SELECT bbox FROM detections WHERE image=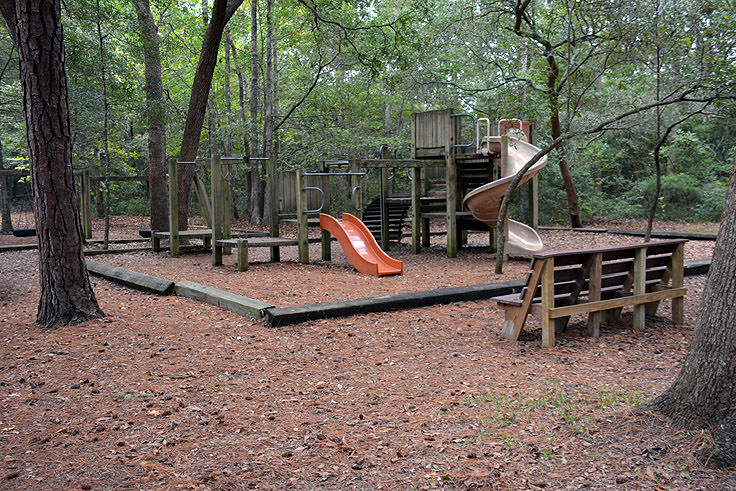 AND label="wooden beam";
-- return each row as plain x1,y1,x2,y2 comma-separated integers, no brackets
547,288,687,319
175,280,273,319
86,259,175,295
266,280,523,327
